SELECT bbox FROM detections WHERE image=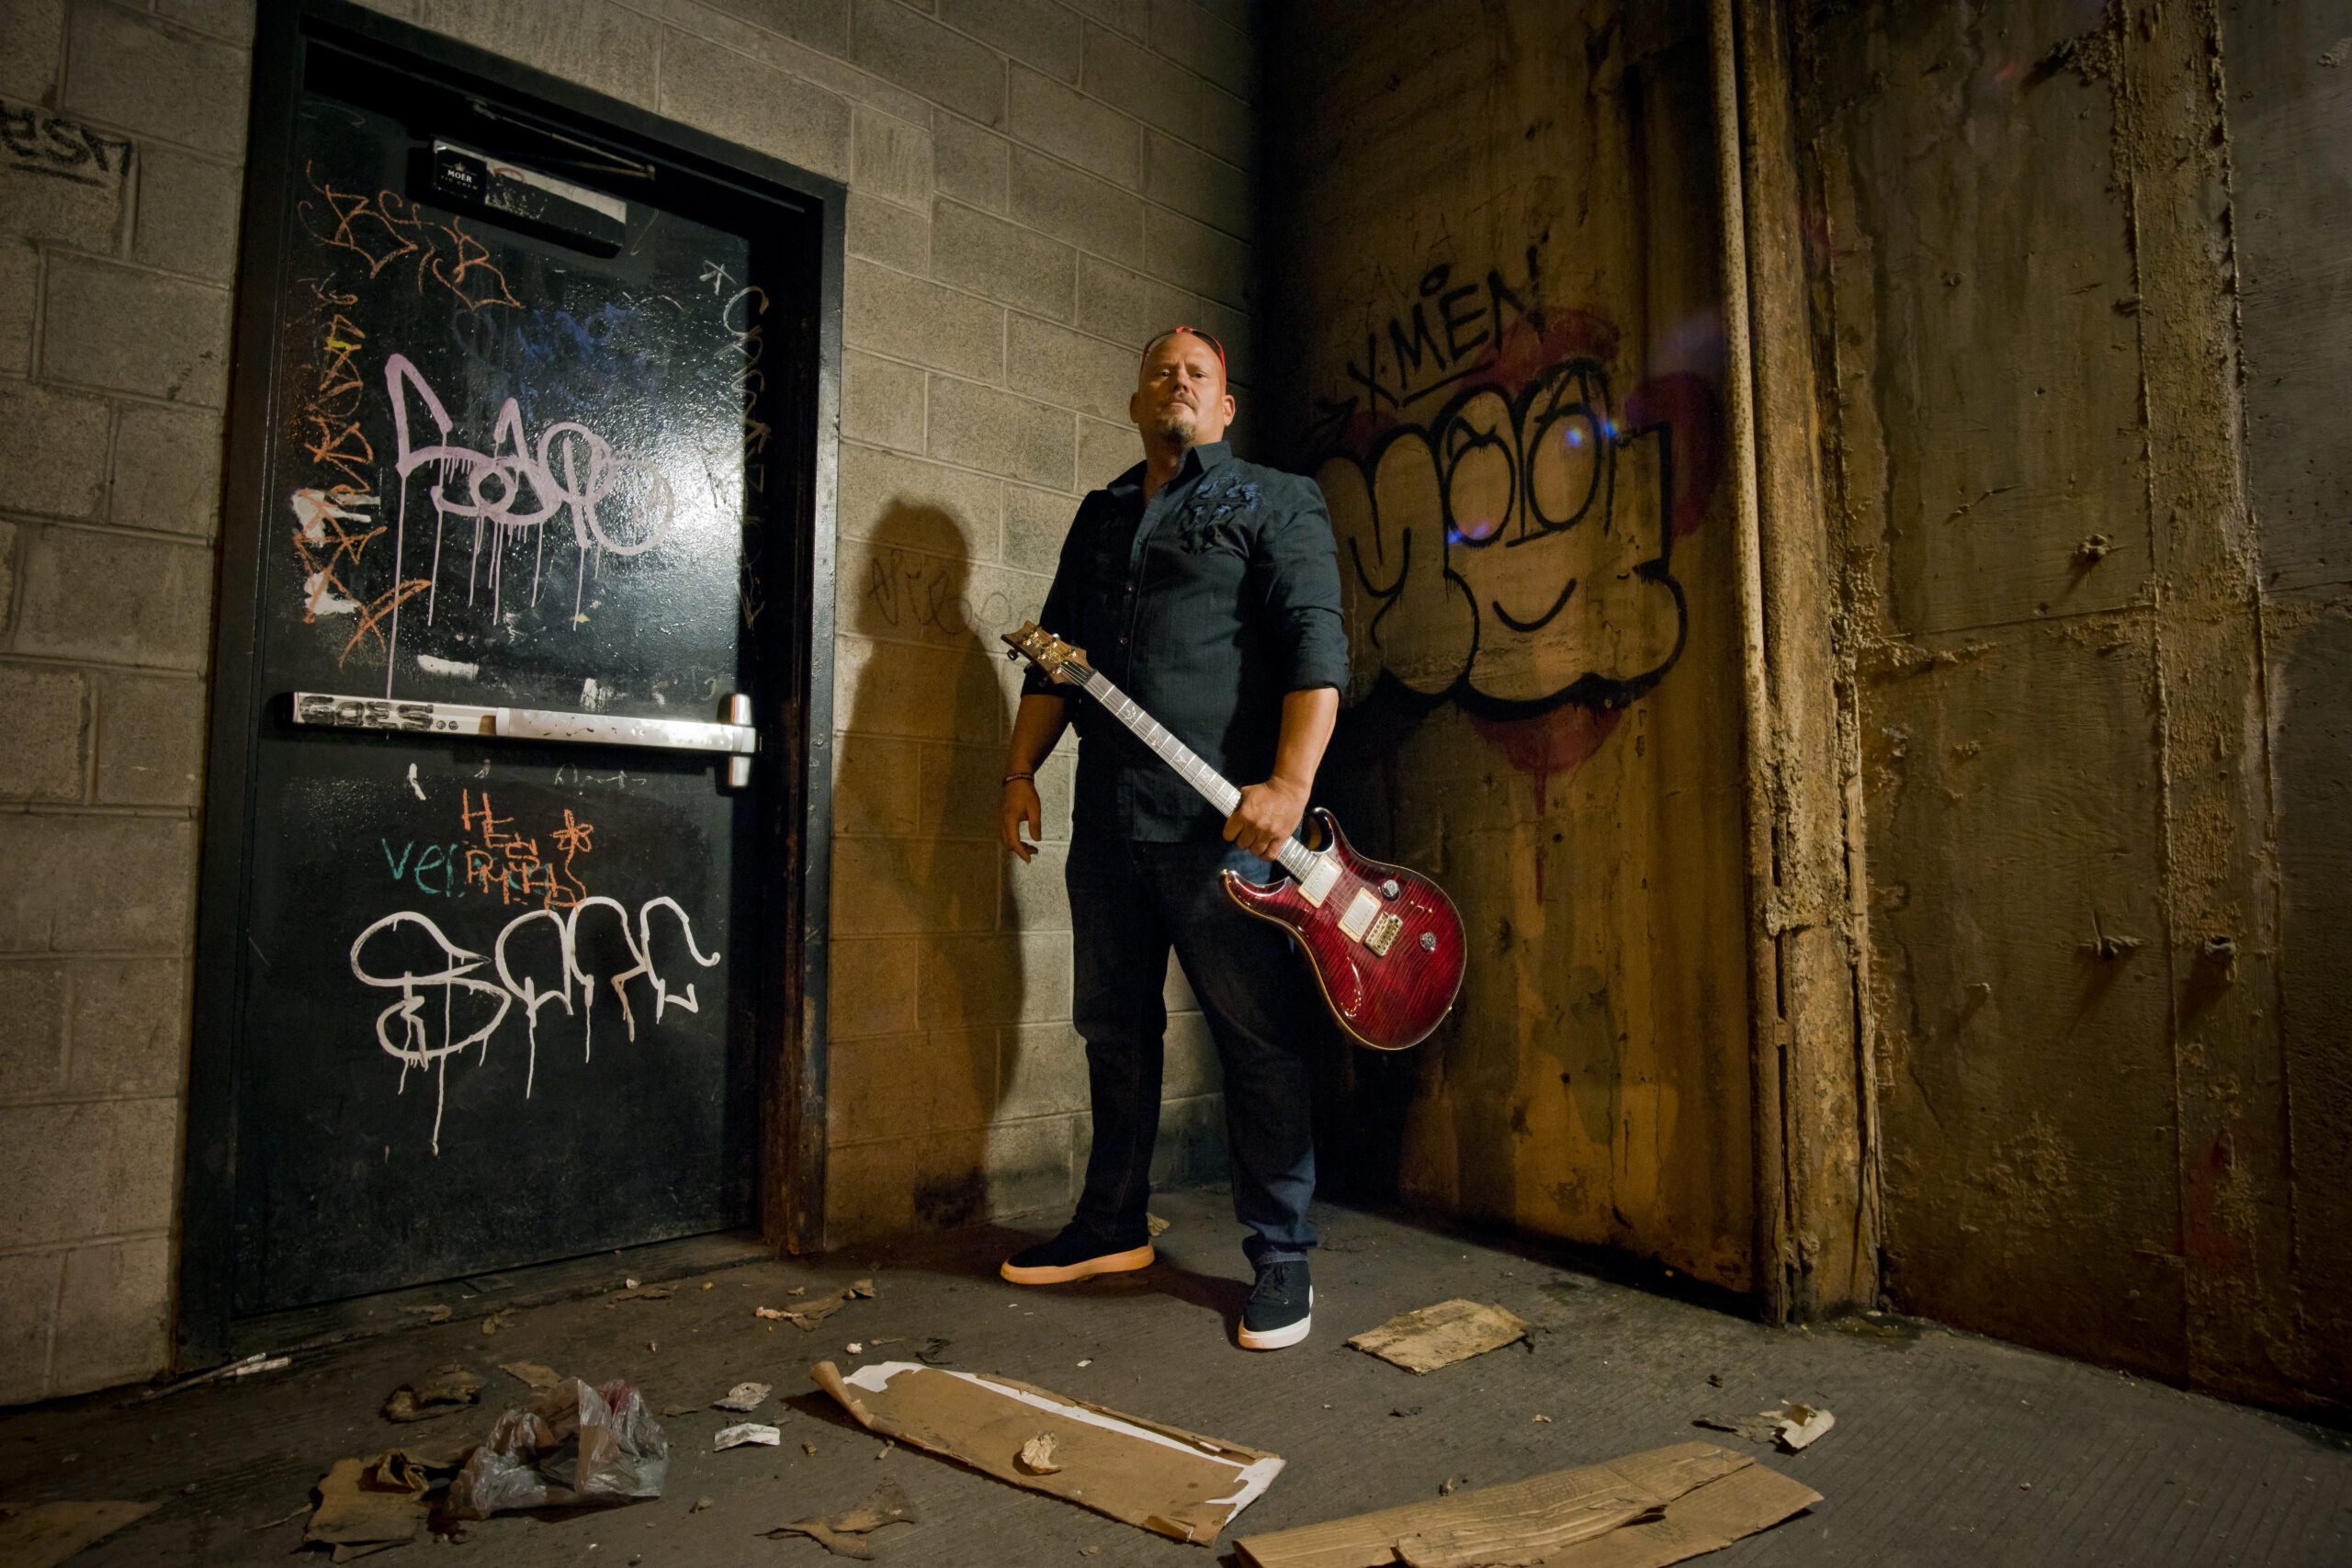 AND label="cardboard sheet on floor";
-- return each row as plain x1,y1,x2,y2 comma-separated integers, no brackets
1232,1441,1820,1568
0,1502,159,1568
1346,1299,1532,1373
811,1359,1282,1545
